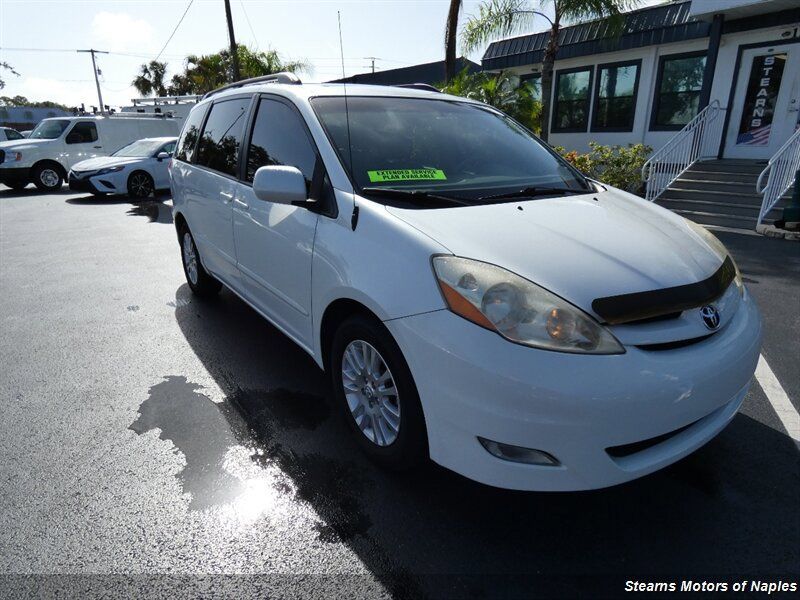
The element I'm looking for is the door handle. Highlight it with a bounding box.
[220,191,235,203]
[93,145,102,149]
[233,197,249,209]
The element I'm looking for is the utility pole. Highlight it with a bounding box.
[365,57,378,74]
[77,49,109,114]
[223,0,241,82]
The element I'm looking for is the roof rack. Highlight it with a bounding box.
[202,72,302,100]
[394,83,440,93]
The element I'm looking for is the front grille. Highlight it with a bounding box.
[606,420,698,458]
[636,333,713,351]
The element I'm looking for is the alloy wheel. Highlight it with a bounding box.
[130,173,152,197]
[341,340,401,446]
[182,232,198,285]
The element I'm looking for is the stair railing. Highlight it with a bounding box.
[755,127,800,225]
[641,100,726,202]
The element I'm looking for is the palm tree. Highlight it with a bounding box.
[441,69,541,133]
[0,61,18,90]
[462,0,638,142]
[132,60,168,97]
[444,0,463,83]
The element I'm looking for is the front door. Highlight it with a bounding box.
[724,43,800,159]
[233,96,320,349]
[63,121,104,169]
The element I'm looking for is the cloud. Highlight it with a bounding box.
[91,12,156,53]
[10,77,136,109]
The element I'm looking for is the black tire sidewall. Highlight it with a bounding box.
[128,172,153,199]
[33,165,62,191]
[178,225,221,298]
[330,314,428,470]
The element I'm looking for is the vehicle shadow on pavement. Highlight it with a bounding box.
[64,194,174,224]
[162,284,799,597]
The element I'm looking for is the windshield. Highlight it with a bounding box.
[29,119,70,140]
[311,96,591,207]
[113,139,167,157]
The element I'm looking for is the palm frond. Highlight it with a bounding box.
[461,0,534,54]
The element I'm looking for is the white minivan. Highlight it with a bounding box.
[0,114,180,191]
[171,75,762,491]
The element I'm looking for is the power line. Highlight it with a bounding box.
[154,0,194,62]
[239,0,259,50]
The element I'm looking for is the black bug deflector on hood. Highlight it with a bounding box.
[591,256,737,325]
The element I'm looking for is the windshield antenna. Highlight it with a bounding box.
[338,11,359,230]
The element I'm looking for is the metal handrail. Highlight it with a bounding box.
[755,127,800,225]
[641,100,726,202]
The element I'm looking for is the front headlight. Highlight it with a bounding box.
[685,219,743,295]
[432,256,624,354]
[96,165,124,176]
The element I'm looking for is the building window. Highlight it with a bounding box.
[651,52,707,130]
[592,60,641,132]
[552,67,593,133]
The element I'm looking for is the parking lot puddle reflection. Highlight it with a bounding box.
[129,375,371,540]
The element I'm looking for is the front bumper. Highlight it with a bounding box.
[0,167,31,186]
[68,171,124,194]
[385,288,762,491]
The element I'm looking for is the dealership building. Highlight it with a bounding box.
[482,0,800,230]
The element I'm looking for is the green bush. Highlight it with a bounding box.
[554,142,652,196]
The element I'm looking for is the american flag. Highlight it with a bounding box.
[737,124,772,146]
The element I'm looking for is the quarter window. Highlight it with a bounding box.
[652,53,707,128]
[553,68,593,132]
[195,98,250,176]
[174,104,208,163]
[592,61,640,131]
[65,122,98,144]
[245,98,317,188]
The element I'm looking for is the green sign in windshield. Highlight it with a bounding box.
[367,169,447,183]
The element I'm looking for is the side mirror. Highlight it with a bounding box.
[253,165,309,206]
[156,152,170,161]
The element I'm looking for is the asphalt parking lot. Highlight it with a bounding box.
[0,186,798,598]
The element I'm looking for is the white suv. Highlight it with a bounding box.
[171,74,761,491]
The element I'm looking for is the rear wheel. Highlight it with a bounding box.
[32,163,63,191]
[330,314,428,470]
[179,225,222,298]
[127,171,154,199]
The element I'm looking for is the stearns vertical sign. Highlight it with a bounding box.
[736,53,787,146]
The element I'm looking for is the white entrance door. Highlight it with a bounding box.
[724,43,800,159]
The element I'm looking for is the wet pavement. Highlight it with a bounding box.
[0,186,798,598]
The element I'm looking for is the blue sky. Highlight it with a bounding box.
[0,0,663,108]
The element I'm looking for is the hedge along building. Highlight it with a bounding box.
[481,0,800,230]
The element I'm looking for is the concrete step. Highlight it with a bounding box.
[671,178,760,194]
[669,208,760,230]
[679,170,759,184]
[656,197,783,218]
[692,159,768,174]
[661,187,763,202]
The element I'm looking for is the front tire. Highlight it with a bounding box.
[127,171,154,199]
[178,225,222,298]
[32,163,63,191]
[331,314,428,470]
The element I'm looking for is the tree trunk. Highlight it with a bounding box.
[539,22,560,143]
[444,0,462,83]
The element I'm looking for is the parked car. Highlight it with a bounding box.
[69,137,177,198]
[0,127,24,142]
[20,130,32,138]
[170,77,762,491]
[0,114,180,191]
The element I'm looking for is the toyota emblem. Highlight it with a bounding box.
[700,305,721,330]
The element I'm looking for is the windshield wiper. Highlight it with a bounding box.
[479,186,589,201]
[360,187,471,207]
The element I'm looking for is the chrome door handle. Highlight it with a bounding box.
[93,145,102,149]
[233,197,249,209]
[220,191,234,203]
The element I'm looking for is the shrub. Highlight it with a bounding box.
[554,142,652,196]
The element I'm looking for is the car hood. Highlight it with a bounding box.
[384,187,725,319]
[71,156,142,171]
[0,139,53,151]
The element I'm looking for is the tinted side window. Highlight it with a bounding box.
[6,129,23,140]
[246,98,317,187]
[175,104,208,163]
[66,122,98,144]
[161,141,176,155]
[196,98,250,176]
